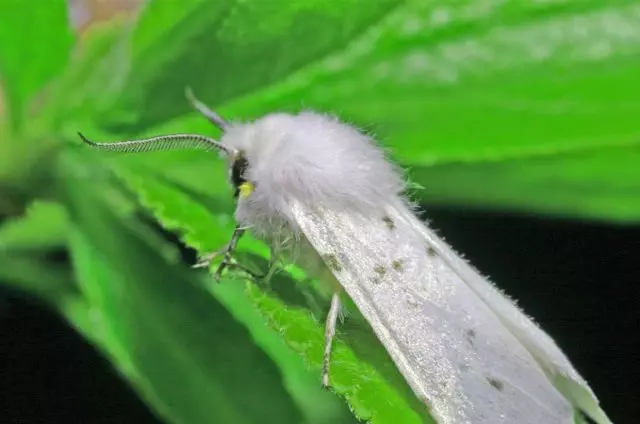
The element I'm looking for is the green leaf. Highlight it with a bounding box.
[101,0,399,131]
[110,160,430,423]
[60,151,304,424]
[97,0,640,222]
[0,201,67,252]
[217,0,640,223]
[411,143,640,222]
[0,0,74,129]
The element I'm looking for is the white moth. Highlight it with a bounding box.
[80,89,613,424]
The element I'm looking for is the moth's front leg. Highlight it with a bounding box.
[261,245,280,283]
[195,226,279,284]
[191,224,247,279]
[213,224,246,282]
[193,248,226,269]
[221,262,263,281]
[225,246,279,283]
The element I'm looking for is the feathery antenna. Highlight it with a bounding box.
[185,87,229,131]
[77,132,235,155]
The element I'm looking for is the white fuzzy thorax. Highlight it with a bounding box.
[221,111,406,247]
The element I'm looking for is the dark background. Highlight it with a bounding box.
[1,207,638,424]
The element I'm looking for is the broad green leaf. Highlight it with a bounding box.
[0,0,74,129]
[411,143,640,222]
[218,0,640,158]
[95,0,640,222]
[217,0,640,223]
[0,201,67,252]
[102,0,398,131]
[110,160,430,423]
[60,151,304,424]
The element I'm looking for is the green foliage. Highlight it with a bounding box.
[0,201,68,251]
[0,1,637,423]
[0,0,74,130]
[62,157,305,424]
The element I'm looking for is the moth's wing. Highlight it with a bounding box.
[398,208,612,424]
[290,199,574,424]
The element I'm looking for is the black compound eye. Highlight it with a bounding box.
[230,155,249,198]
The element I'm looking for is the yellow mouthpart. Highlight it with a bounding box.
[239,182,255,198]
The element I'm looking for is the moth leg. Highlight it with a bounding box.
[223,261,263,281]
[198,254,268,283]
[213,225,247,282]
[261,245,279,284]
[227,246,279,284]
[193,246,226,269]
[198,231,277,284]
[322,290,342,389]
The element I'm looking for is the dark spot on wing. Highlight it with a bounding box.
[487,377,504,392]
[371,277,382,285]
[374,265,386,276]
[406,298,419,309]
[426,245,437,257]
[465,329,476,346]
[323,254,342,273]
[391,259,404,272]
[382,215,395,230]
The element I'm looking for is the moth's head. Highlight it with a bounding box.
[219,112,302,199]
